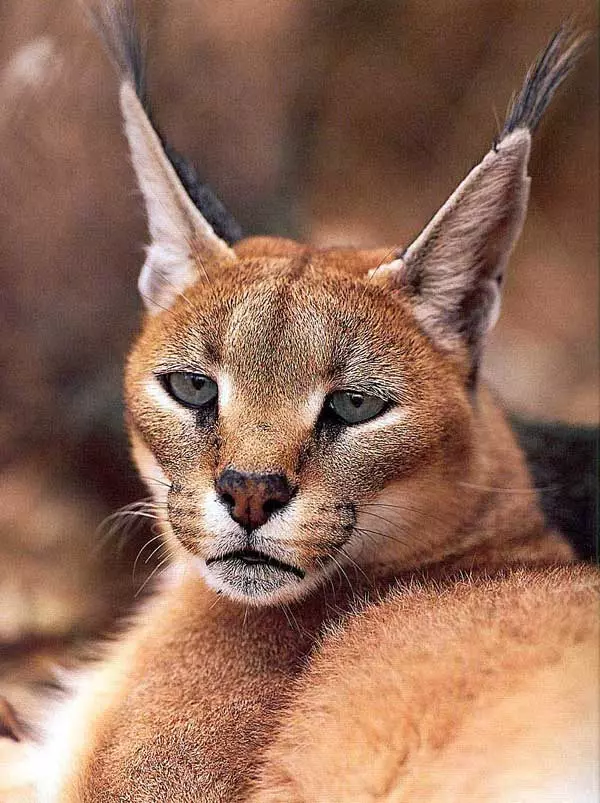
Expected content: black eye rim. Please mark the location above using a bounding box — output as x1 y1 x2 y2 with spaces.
325 390 391 426
159 371 219 410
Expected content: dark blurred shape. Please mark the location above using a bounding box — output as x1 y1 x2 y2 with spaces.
512 417 598 560
0 697 23 742
499 24 587 140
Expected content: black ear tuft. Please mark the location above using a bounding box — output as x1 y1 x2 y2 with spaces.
373 25 588 378
162 145 243 246
88 0 148 107
495 24 588 148
89 0 243 246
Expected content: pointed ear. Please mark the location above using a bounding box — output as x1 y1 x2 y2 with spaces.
120 82 236 312
372 130 531 362
372 26 585 373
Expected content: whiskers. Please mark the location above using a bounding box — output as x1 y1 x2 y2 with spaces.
131 529 165 580
337 544 370 585
354 498 447 557
359 501 450 530
279 602 308 637
133 543 179 598
454 480 554 495
94 497 168 557
92 493 181 598
94 473 172 558
137 474 173 491
353 525 415 552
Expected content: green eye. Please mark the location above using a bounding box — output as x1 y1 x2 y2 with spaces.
164 372 218 408
328 391 388 425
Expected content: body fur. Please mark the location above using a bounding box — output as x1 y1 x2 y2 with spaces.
250 565 599 803
36 12 596 802
38 244 581 803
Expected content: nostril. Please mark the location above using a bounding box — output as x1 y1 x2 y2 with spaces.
220 492 235 511
263 498 284 517
215 468 294 531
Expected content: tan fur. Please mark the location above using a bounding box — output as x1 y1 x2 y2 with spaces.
249 565 599 803
124 239 569 585
39 237 585 803
38 23 594 802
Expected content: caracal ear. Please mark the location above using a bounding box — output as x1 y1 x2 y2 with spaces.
372 27 584 374
120 83 236 313
374 130 531 363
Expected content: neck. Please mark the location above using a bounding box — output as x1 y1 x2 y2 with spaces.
437 384 573 570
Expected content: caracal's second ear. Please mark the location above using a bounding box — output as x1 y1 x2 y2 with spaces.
372 27 584 374
120 83 236 313
374 129 531 363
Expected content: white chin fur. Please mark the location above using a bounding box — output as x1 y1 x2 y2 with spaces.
193 557 327 606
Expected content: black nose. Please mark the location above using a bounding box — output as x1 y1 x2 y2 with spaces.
216 469 293 531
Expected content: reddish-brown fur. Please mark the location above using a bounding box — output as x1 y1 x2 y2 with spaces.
40 238 584 803
250 565 599 802
36 21 596 803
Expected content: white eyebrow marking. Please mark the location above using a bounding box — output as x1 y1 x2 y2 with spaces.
301 388 326 425
144 377 190 417
351 406 410 434
217 372 233 411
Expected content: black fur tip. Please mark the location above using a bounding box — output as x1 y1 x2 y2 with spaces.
497 24 588 145
88 0 243 245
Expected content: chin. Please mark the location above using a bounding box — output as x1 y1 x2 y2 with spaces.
194 552 320 606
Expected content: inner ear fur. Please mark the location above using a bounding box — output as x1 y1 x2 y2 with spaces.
373 130 531 362
120 83 236 313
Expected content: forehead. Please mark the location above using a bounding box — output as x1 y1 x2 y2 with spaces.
145 256 421 395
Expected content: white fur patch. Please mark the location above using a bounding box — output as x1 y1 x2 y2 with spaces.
35 664 102 802
35 590 172 802
144 376 192 419
301 388 326 426
201 488 242 540
196 491 333 605
138 242 198 313
217 372 234 411
349 405 410 434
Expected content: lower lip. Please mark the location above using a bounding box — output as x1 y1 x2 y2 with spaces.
206 551 305 580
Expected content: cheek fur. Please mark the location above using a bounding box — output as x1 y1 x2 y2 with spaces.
315 420 432 500
127 377 222 479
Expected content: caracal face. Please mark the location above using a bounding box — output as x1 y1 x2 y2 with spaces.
111 9 569 604
125 249 472 604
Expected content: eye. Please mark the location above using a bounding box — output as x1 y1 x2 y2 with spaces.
327 391 388 425
163 372 218 408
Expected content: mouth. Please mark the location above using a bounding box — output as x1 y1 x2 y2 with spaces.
202 548 307 603
206 549 305 579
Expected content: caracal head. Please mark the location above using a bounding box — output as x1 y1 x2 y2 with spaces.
126 237 475 604
110 25 579 604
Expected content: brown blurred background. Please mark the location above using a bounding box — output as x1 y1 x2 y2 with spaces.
0 0 597 786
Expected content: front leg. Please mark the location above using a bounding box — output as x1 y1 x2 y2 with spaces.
38 574 327 803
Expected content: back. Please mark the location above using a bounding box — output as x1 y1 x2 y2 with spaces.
250 565 600 802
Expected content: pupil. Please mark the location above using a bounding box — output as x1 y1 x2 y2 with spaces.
349 393 363 408
191 376 205 390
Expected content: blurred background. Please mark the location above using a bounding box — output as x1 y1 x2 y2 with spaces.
0 0 597 789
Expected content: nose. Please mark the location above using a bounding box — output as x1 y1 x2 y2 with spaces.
216 469 294 532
